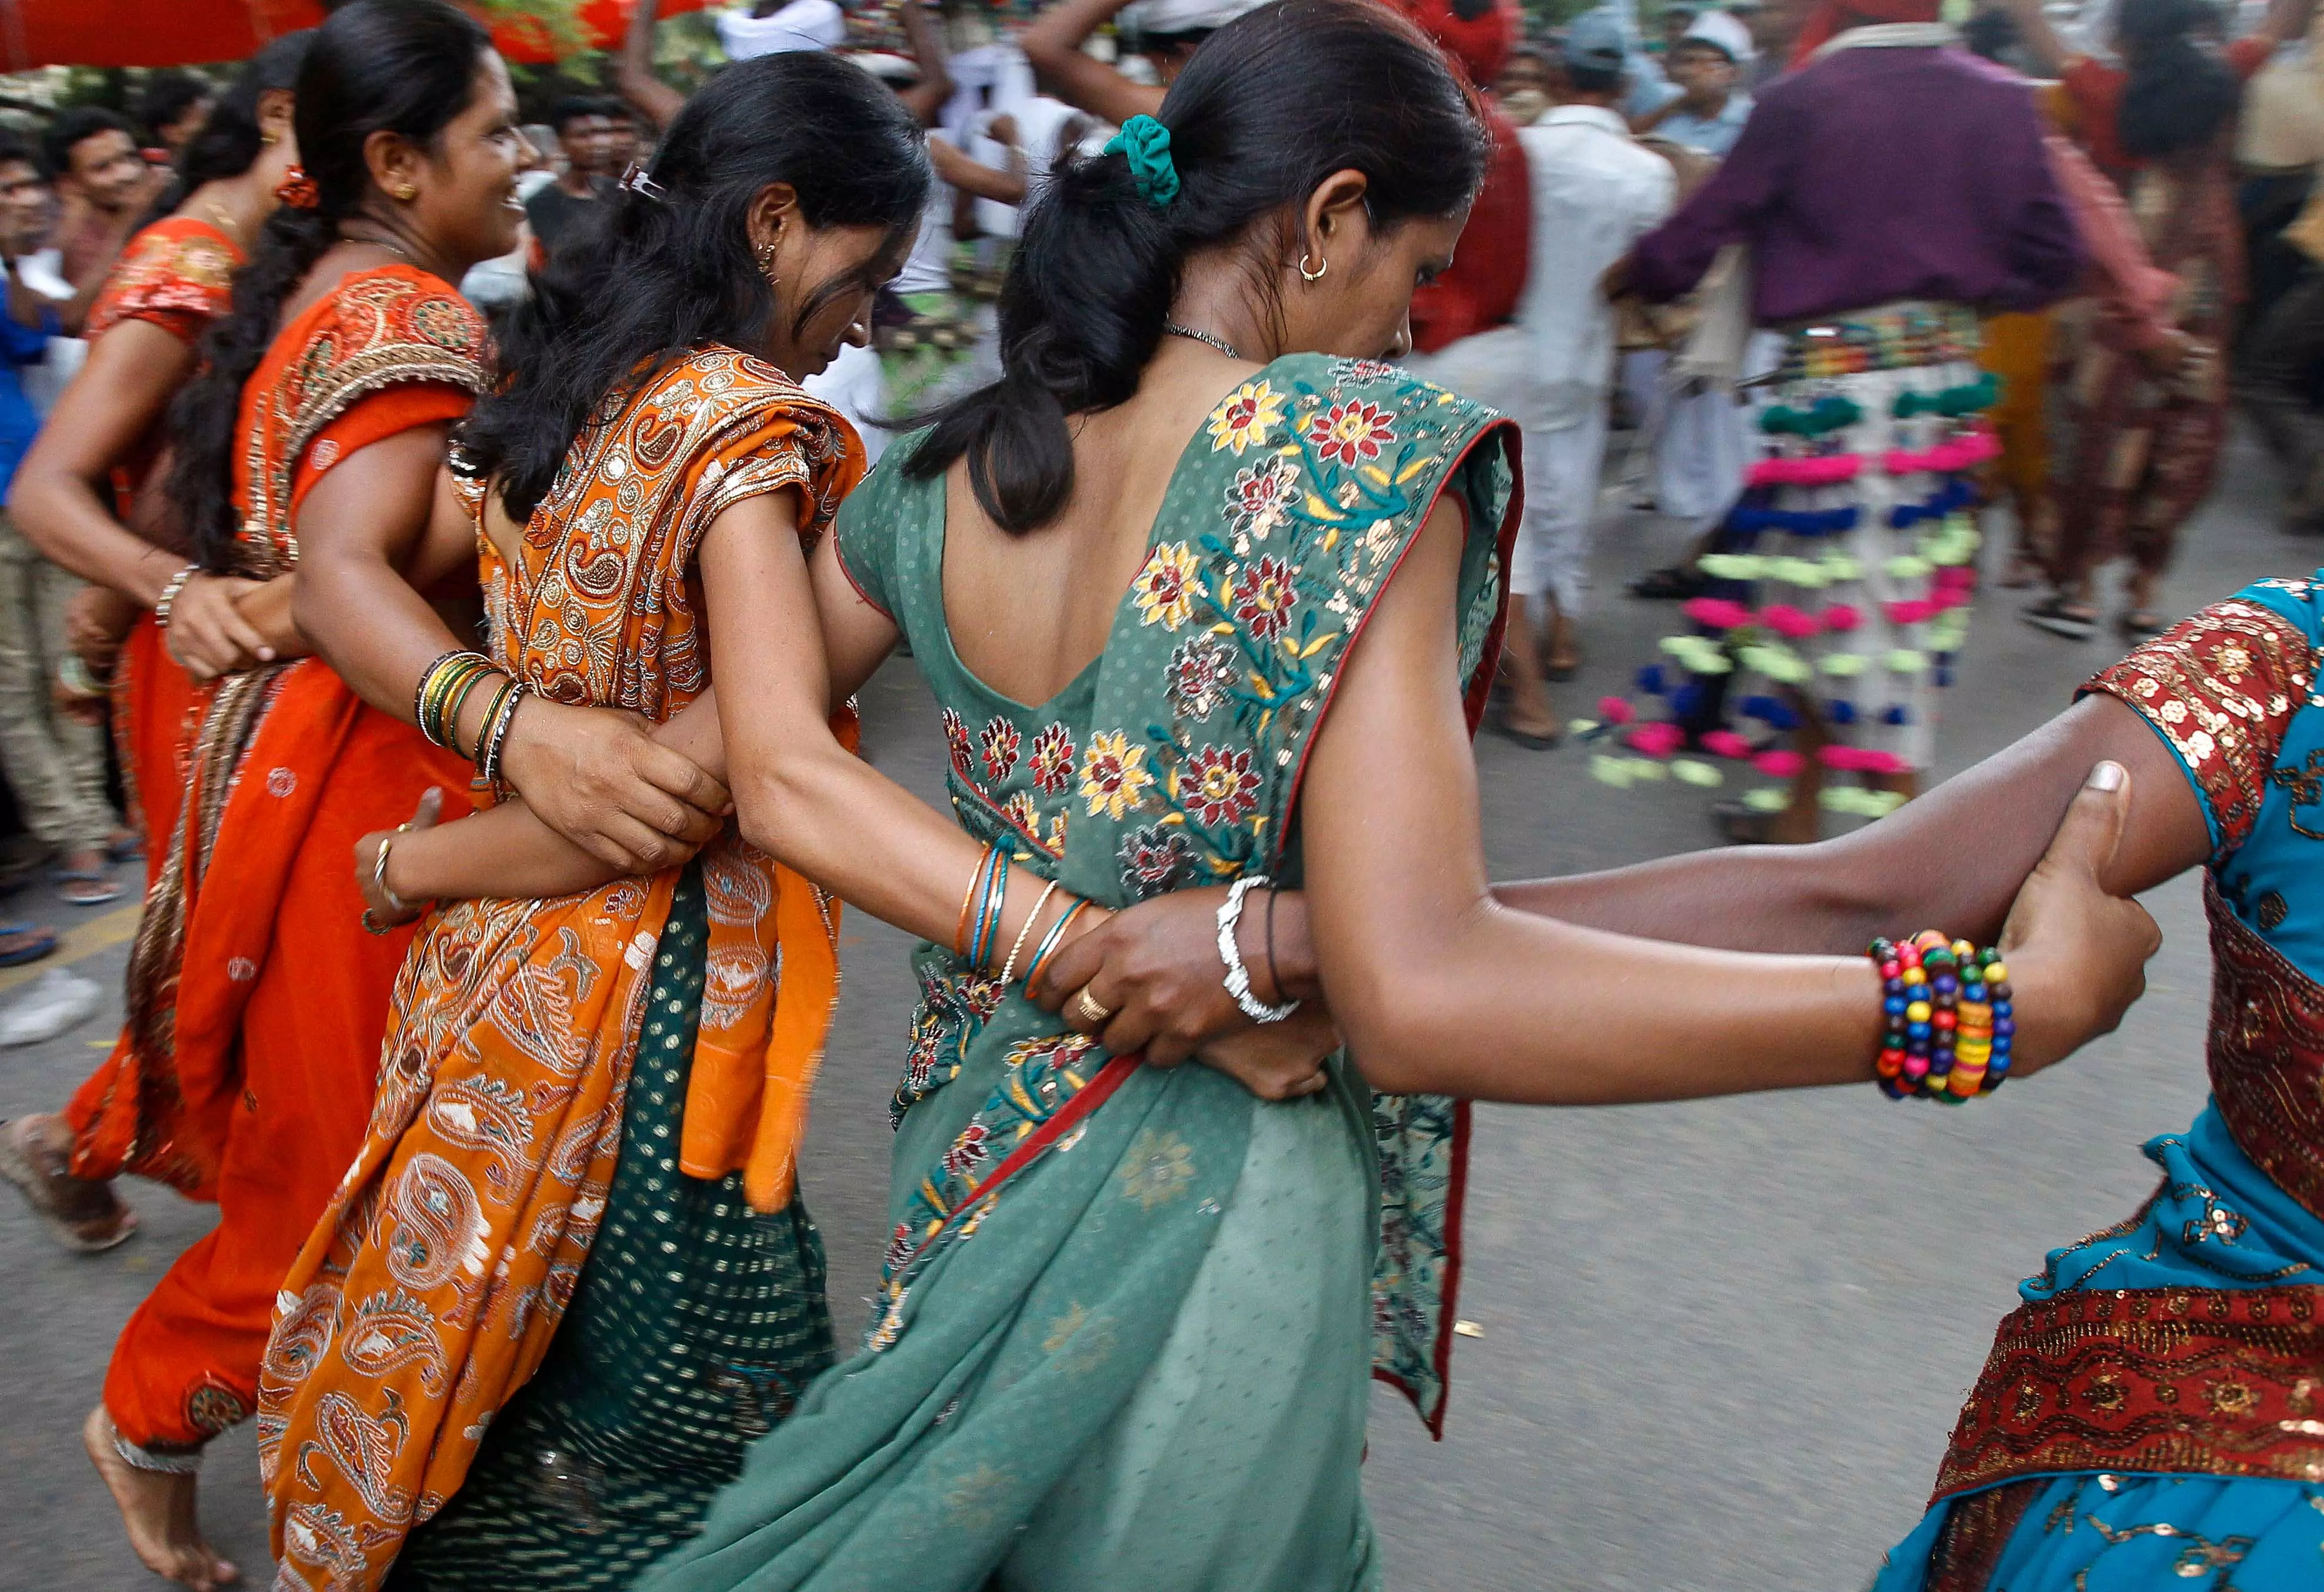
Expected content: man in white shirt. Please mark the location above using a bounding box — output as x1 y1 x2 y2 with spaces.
1421 15 1674 743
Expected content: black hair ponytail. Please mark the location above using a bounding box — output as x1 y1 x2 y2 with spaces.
908 0 1488 534
143 29 314 225
462 51 930 525
2116 0 2241 160
166 0 490 571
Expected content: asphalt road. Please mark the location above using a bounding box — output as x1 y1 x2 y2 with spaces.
0 424 2306 1591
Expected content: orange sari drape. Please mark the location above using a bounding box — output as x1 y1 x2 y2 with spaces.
260 345 864 1591
92 268 489 1454
66 216 238 1185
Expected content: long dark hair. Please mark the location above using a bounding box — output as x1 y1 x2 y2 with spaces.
144 31 315 225
2116 0 2240 161
461 52 930 525
908 0 1487 534
166 0 491 571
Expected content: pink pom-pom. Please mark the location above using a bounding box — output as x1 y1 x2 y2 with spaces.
1752 749 1806 778
1626 722 1685 758
1819 745 1876 771
1597 695 1636 725
1820 603 1863 633
1932 565 1977 591
1930 585 1972 612
1884 598 1937 626
1700 729 1754 760
1759 603 1821 640
1859 750 1913 777
1682 596 1754 630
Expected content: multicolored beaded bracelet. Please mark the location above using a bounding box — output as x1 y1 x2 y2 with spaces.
1870 930 2013 1102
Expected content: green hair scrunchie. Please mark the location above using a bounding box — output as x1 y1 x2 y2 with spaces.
1105 114 1181 207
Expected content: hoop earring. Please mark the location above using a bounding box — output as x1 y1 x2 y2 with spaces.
1299 251 1328 284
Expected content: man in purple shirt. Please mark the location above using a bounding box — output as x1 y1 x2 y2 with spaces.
1605 2 2082 844
1622 14 2079 319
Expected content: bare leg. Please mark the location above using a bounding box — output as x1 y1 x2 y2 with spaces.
1498 598 1559 744
82 1408 238 1590
0 1111 135 1251
1543 599 1580 679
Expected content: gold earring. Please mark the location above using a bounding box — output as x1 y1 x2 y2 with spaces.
755 238 779 284
392 183 418 203
260 131 279 148
1299 251 1328 284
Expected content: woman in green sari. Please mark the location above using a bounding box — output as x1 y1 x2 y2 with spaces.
362 2 2160 1586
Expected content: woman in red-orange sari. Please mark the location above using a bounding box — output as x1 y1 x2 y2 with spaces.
0 29 312 1259
59 9 513 1588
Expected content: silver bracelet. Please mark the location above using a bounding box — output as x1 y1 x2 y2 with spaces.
1216 874 1299 1024
153 563 200 629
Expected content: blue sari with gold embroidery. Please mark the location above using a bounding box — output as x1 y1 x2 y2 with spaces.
1877 578 2324 1590
640 355 1517 1591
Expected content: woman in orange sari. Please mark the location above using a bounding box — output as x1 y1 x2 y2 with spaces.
0 30 311 1258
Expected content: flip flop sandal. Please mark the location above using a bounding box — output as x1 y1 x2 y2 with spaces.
0 1118 137 1253
54 869 120 907
0 921 56 966
1628 565 1707 601
2022 596 2097 641
1490 713 1559 751
2118 609 2170 640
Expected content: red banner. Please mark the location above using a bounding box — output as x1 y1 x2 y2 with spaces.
0 1 710 72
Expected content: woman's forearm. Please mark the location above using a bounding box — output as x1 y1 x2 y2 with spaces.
1494 694 2205 955
8 321 197 602
1336 899 1885 1102
11 465 180 602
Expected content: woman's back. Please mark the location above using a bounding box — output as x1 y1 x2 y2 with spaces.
937 344 1255 708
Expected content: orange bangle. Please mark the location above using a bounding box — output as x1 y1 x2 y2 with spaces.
954 844 994 959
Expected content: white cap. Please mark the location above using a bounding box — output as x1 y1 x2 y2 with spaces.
1680 9 1757 62
718 0 846 60
1119 0 1266 39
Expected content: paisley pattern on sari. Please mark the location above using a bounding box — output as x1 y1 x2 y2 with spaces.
1877 578 2324 1590
258 346 863 1592
643 353 1515 1592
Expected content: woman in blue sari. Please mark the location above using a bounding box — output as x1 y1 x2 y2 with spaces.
1488 578 2324 1584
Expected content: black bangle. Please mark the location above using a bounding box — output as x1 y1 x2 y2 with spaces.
1264 886 1282 1007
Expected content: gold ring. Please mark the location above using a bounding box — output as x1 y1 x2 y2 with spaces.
1072 987 1113 1026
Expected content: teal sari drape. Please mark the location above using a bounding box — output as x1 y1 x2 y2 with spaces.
641 355 1516 1592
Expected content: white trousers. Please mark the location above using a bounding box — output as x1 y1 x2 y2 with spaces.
1514 409 1611 613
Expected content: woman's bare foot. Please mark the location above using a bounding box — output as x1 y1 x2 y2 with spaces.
82 1408 238 1590
0 1112 135 1251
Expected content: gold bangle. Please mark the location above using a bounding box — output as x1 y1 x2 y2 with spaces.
998 878 1061 988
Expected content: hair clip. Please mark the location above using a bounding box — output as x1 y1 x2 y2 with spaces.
619 160 669 203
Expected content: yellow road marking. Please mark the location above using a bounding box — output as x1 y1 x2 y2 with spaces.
0 902 140 996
